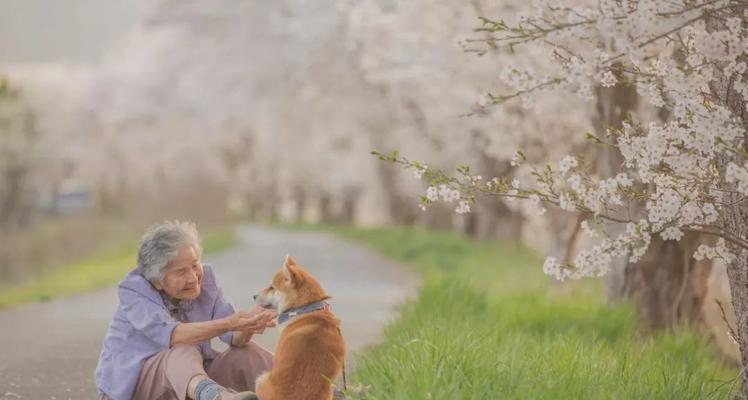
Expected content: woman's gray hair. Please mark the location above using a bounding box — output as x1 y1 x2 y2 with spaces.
137 220 203 282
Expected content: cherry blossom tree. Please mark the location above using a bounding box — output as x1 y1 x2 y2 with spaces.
67 0 403 225
0 78 39 227
338 0 598 239
380 0 748 388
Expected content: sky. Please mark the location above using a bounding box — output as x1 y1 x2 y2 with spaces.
0 0 149 67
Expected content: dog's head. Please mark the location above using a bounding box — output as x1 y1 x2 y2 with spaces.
254 255 329 312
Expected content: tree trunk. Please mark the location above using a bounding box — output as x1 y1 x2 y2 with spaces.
466 131 525 241
0 164 26 227
293 186 307 223
590 73 712 329
340 188 360 224
592 74 637 301
622 233 712 330
375 161 419 225
319 193 333 223
461 198 523 240
704 50 748 372
710 13 748 391
723 201 748 393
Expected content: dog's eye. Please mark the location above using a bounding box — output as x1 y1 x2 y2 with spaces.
268 285 274 290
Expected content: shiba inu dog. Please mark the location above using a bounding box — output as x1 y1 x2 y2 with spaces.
253 255 345 400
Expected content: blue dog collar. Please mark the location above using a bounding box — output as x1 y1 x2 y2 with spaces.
278 300 330 324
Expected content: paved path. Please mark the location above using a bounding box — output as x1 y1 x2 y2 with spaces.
0 225 418 399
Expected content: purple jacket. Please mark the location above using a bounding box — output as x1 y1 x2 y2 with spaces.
95 264 235 400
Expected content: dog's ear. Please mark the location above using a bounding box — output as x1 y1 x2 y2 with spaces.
283 255 300 283
285 255 298 266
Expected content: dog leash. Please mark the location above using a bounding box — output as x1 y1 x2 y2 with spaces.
337 325 348 392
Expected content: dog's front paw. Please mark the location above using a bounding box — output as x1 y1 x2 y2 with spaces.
254 372 269 393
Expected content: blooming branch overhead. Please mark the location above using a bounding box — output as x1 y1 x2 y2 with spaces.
377 0 748 281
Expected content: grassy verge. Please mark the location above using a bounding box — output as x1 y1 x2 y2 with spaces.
319 225 738 399
0 227 236 308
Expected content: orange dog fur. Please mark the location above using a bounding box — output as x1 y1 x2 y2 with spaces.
253 255 345 400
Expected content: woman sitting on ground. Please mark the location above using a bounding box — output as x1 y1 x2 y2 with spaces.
95 220 276 400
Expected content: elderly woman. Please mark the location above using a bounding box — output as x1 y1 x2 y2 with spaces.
95 221 276 400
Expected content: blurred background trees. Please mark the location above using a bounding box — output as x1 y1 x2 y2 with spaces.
0 0 740 363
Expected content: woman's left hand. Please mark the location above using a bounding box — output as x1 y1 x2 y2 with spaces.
247 305 278 332
231 307 277 346
248 310 278 334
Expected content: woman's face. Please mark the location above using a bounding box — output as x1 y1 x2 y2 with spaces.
153 245 204 300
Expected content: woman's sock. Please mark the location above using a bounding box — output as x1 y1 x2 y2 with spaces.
194 378 223 400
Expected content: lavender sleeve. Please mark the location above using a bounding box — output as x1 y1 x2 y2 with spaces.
210 274 236 345
120 287 179 349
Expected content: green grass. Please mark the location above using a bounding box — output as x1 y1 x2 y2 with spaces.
0 227 237 308
320 225 739 400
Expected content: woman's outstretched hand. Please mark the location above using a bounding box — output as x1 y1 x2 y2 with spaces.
246 304 278 333
227 307 276 332
227 305 278 347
